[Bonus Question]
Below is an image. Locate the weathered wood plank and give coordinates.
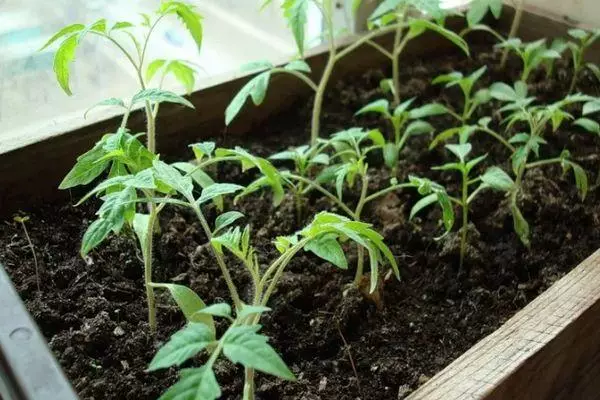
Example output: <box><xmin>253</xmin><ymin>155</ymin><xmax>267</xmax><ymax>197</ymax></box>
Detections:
<box><xmin>407</xmin><ymin>249</ymin><xmax>600</xmax><ymax>400</ymax></box>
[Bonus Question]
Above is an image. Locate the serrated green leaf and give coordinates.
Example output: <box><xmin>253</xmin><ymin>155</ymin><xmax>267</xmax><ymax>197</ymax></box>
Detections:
<box><xmin>305</xmin><ymin>235</ymin><xmax>348</xmax><ymax>269</ymax></box>
<box><xmin>84</xmin><ymin>98</ymin><xmax>126</xmax><ymax>119</ymax></box>
<box><xmin>467</xmin><ymin>0</ymin><xmax>503</xmax><ymax>26</ymax></box>
<box><xmin>53</xmin><ymin>34</ymin><xmax>79</xmax><ymax>95</ymax></box>
<box><xmin>489</xmin><ymin>82</ymin><xmax>517</xmax><ymax>102</ymax></box>
<box><xmin>481</xmin><ymin>167</ymin><xmax>514</xmax><ymax>191</ymax></box>
<box><xmin>190</xmin><ymin>142</ymin><xmax>216</xmax><ymax>160</ymax></box>
<box><xmin>284</xmin><ymin>60</ymin><xmax>311</xmax><ymax>73</ymax></box>
<box><xmin>157</xmin><ymin>366</ymin><xmax>220</xmax><ymax>400</ymax></box>
<box><xmin>223</xmin><ymin>326</ymin><xmax>295</xmax><ymax>380</ymax></box>
<box><xmin>151</xmin><ymin>283</ymin><xmax>215</xmax><ymax>331</ymax></box>
<box><xmin>148</xmin><ymin>323</ymin><xmax>214</xmax><ymax>371</ymax></box>
<box><xmin>147</xmin><ymin>59</ymin><xmax>167</xmax><ymax>82</ymax></box>
<box><xmin>408</xmin><ymin>19</ymin><xmax>469</xmax><ymax>56</ymax></box>
<box><xmin>59</xmin><ymin>144</ymin><xmax>109</xmax><ymax>189</ymax></box>
<box><xmin>132</xmin><ymin>88</ymin><xmax>194</xmax><ymax>108</ymax></box>
<box><xmin>446</xmin><ymin>143</ymin><xmax>472</xmax><ymax>162</ymax></box>
<box><xmin>355</xmin><ymin>99</ymin><xmax>390</xmax><ymax>117</ymax></box>
<box><xmin>198</xmin><ymin>183</ymin><xmax>244</xmax><ymax>205</ymax></box>
<box><xmin>192</xmin><ymin>303</ymin><xmax>232</xmax><ymax>318</ymax></box>
<box><xmin>40</xmin><ymin>24</ymin><xmax>85</xmax><ymax>51</ymax></box>
<box><xmin>111</xmin><ymin>21</ymin><xmax>135</xmax><ymax>31</ymax></box>
<box><xmin>226</xmin><ymin>72</ymin><xmax>271</xmax><ymax>125</ymax></box>
<box><xmin>168</xmin><ymin>61</ymin><xmax>196</xmax><ymax>94</ymax></box>
<box><xmin>574</xmin><ymin>118</ymin><xmax>600</xmax><ymax>134</ymax></box>
<box><xmin>237</xmin><ymin>305</ymin><xmax>271</xmax><ymax>320</ymax></box>
<box><xmin>153</xmin><ymin>160</ymin><xmax>194</xmax><ymax>198</ymax></box>
<box><xmin>162</xmin><ymin>1</ymin><xmax>203</xmax><ymax>50</ymax></box>
<box><xmin>283</xmin><ymin>0</ymin><xmax>309</xmax><ymax>56</ymax></box>
<box><xmin>409</xmin><ymin>103</ymin><xmax>449</xmax><ymax>119</ymax></box>
<box><xmin>214</xmin><ymin>211</ymin><xmax>245</xmax><ymax>234</ymax></box>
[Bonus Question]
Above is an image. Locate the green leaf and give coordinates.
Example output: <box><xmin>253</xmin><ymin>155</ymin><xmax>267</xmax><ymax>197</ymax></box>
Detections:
<box><xmin>568</xmin><ymin>28</ymin><xmax>589</xmax><ymax>40</ymax></box>
<box><xmin>409</xmin><ymin>193</ymin><xmax>437</xmax><ymax>220</ymax></box>
<box><xmin>133</xmin><ymin>213</ymin><xmax>151</xmax><ymax>259</ymax></box>
<box><xmin>355</xmin><ymin>99</ymin><xmax>390</xmax><ymax>117</ymax></box>
<box><xmin>158</xmin><ymin>366</ymin><xmax>220</xmax><ymax>400</ymax></box>
<box><xmin>406</xmin><ymin>120</ymin><xmax>434</xmax><ymax>136</ymax></box>
<box><xmin>429</xmin><ymin>127</ymin><xmax>462</xmax><ymax>150</ymax></box>
<box><xmin>284</xmin><ymin>60</ymin><xmax>311</xmax><ymax>73</ymax></box>
<box><xmin>446</xmin><ymin>143</ymin><xmax>472</xmax><ymax>162</ymax></box>
<box><xmin>190</xmin><ymin>142</ymin><xmax>216</xmax><ymax>160</ymax></box>
<box><xmin>305</xmin><ymin>235</ymin><xmax>348</xmax><ymax>269</ymax></box>
<box><xmin>192</xmin><ymin>303</ymin><xmax>232</xmax><ymax>318</ymax></box>
<box><xmin>148</xmin><ymin>323</ymin><xmax>214</xmax><ymax>371</ymax></box>
<box><xmin>111</xmin><ymin>21</ymin><xmax>135</xmax><ymax>31</ymax></box>
<box><xmin>408</xmin><ymin>19</ymin><xmax>470</xmax><ymax>56</ymax></box>
<box><xmin>84</xmin><ymin>98</ymin><xmax>126</xmax><ymax>119</ymax></box>
<box><xmin>409</xmin><ymin>103</ymin><xmax>449</xmax><ymax>119</ymax></box>
<box><xmin>481</xmin><ymin>167</ymin><xmax>514</xmax><ymax>191</ymax></box>
<box><xmin>214</xmin><ymin>211</ymin><xmax>245</xmax><ymax>234</ymax></box>
<box><xmin>162</xmin><ymin>1</ymin><xmax>204</xmax><ymax>50</ymax></box>
<box><xmin>53</xmin><ymin>34</ymin><xmax>79</xmax><ymax>95</ymax></box>
<box><xmin>59</xmin><ymin>144</ymin><xmax>109</xmax><ymax>189</ymax></box>
<box><xmin>467</xmin><ymin>0</ymin><xmax>503</xmax><ymax>26</ymax></box>
<box><xmin>511</xmin><ymin>204</ymin><xmax>530</xmax><ymax>248</ymax></box>
<box><xmin>153</xmin><ymin>160</ymin><xmax>194</xmax><ymax>198</ymax></box>
<box><xmin>383</xmin><ymin>143</ymin><xmax>398</xmax><ymax>169</ymax></box>
<box><xmin>132</xmin><ymin>88</ymin><xmax>194</xmax><ymax>108</ymax></box>
<box><xmin>168</xmin><ymin>60</ymin><xmax>197</xmax><ymax>94</ymax></box>
<box><xmin>238</xmin><ymin>305</ymin><xmax>271</xmax><ymax>320</ymax></box>
<box><xmin>574</xmin><ymin>118</ymin><xmax>600</xmax><ymax>134</ymax></box>
<box><xmin>282</xmin><ymin>0</ymin><xmax>309</xmax><ymax>56</ymax></box>
<box><xmin>146</xmin><ymin>59</ymin><xmax>167</xmax><ymax>82</ymax></box>
<box><xmin>583</xmin><ymin>100</ymin><xmax>600</xmax><ymax>115</ymax></box>
<box><xmin>489</xmin><ymin>82</ymin><xmax>517</xmax><ymax>102</ymax></box>
<box><xmin>40</xmin><ymin>24</ymin><xmax>85</xmax><ymax>50</ymax></box>
<box><xmin>198</xmin><ymin>183</ymin><xmax>244</xmax><ymax>205</ymax></box>
<box><xmin>223</xmin><ymin>326</ymin><xmax>296</xmax><ymax>380</ymax></box>
<box><xmin>172</xmin><ymin>162</ymin><xmax>223</xmax><ymax>210</ymax></box>
<box><xmin>225</xmin><ymin>72</ymin><xmax>271</xmax><ymax>125</ymax></box>
<box><xmin>151</xmin><ymin>283</ymin><xmax>215</xmax><ymax>332</ymax></box>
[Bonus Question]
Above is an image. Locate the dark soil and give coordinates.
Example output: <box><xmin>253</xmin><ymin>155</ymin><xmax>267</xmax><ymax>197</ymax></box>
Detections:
<box><xmin>2</xmin><ymin>47</ymin><xmax>600</xmax><ymax>400</ymax></box>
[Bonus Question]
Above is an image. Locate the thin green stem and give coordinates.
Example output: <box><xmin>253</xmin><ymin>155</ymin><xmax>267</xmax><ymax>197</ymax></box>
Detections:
<box><xmin>272</xmin><ymin>68</ymin><xmax>318</xmax><ymax>92</ymax></box>
<box><xmin>459</xmin><ymin>170</ymin><xmax>468</xmax><ymax>270</ymax></box>
<box><xmin>144</xmin><ymin>205</ymin><xmax>158</xmax><ymax>333</ymax></box>
<box><xmin>525</xmin><ymin>157</ymin><xmax>562</xmax><ymax>169</ymax></box>
<box><xmin>364</xmin><ymin>39</ymin><xmax>393</xmax><ymax>60</ymax></box>
<box><xmin>189</xmin><ymin>202</ymin><xmax>242</xmax><ymax>311</ymax></box>
<box><xmin>352</xmin><ymin>172</ymin><xmax>369</xmax><ymax>286</ymax></box>
<box><xmin>363</xmin><ymin>183</ymin><xmax>412</xmax><ymax>204</ymax></box>
<box><xmin>392</xmin><ymin>32</ymin><xmax>410</xmax><ymax>106</ymax></box>
<box><xmin>289</xmin><ymin>174</ymin><xmax>357</xmax><ymax>218</ymax></box>
<box><xmin>501</xmin><ymin>0</ymin><xmax>524</xmax><ymax>68</ymax></box>
<box><xmin>479</xmin><ymin>127</ymin><xmax>516</xmax><ymax>152</ymax></box>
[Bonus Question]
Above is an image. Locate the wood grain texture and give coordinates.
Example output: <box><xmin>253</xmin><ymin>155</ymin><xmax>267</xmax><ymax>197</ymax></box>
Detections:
<box><xmin>407</xmin><ymin>249</ymin><xmax>600</xmax><ymax>400</ymax></box>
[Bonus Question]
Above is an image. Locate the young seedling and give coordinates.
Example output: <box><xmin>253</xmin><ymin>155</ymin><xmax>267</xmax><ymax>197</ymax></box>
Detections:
<box><xmin>228</xmin><ymin>0</ymin><xmax>468</xmax><ymax>145</ymax></box>
<box><xmin>565</xmin><ymin>29</ymin><xmax>600</xmax><ymax>93</ymax></box>
<box><xmin>495</xmin><ymin>38</ymin><xmax>561</xmax><ymax>82</ymax></box>
<box><xmin>411</xmin><ymin>143</ymin><xmax>513</xmax><ymax>269</ymax></box>
<box><xmin>429</xmin><ymin>116</ymin><xmax>516</xmax><ymax>153</ymax></box>
<box><xmin>432</xmin><ymin>66</ymin><xmax>491</xmax><ymax>123</ymax></box>
<box><xmin>260</xmin><ymin>128</ymin><xmax>409</xmax><ymax>291</ymax></box>
<box><xmin>355</xmin><ymin>98</ymin><xmax>446</xmax><ymax>174</ymax></box>
<box><xmin>13</xmin><ymin>215</ymin><xmax>40</xmax><ymax>293</ymax></box>
<box><xmin>46</xmin><ymin>1</ymin><xmax>202</xmax><ymax>333</ymax></box>
<box><xmin>269</xmin><ymin>143</ymin><xmax>330</xmax><ymax>224</ymax></box>
<box><xmin>542</xmin><ymin>38</ymin><xmax>568</xmax><ymax>79</ymax></box>
<box><xmin>136</xmin><ymin>154</ymin><xmax>398</xmax><ymax>398</ymax></box>
<box><xmin>360</xmin><ymin>0</ymin><xmax>470</xmax><ymax>105</ymax></box>
<box><xmin>490</xmin><ymin>81</ymin><xmax>589</xmax><ymax>245</ymax></box>
<box><xmin>573</xmin><ymin>98</ymin><xmax>600</xmax><ymax>185</ymax></box>
<box><xmin>42</xmin><ymin>0</ymin><xmax>203</xmax><ymax>153</ymax></box>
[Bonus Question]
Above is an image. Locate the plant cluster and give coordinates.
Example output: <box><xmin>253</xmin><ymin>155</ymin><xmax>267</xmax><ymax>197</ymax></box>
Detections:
<box><xmin>44</xmin><ymin>0</ymin><xmax>600</xmax><ymax>398</ymax></box>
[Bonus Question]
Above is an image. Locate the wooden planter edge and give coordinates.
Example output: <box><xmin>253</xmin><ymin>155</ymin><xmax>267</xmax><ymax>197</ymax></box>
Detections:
<box><xmin>0</xmin><ymin>5</ymin><xmax>599</xmax><ymax>400</ymax></box>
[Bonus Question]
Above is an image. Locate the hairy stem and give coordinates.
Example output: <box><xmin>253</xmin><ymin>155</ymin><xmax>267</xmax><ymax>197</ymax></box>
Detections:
<box><xmin>144</xmin><ymin>205</ymin><xmax>158</xmax><ymax>333</ymax></box>
<box><xmin>291</xmin><ymin>174</ymin><xmax>356</xmax><ymax>218</ymax></box>
<box><xmin>501</xmin><ymin>0</ymin><xmax>524</xmax><ymax>68</ymax></box>
<box><xmin>459</xmin><ymin>170</ymin><xmax>468</xmax><ymax>270</ymax></box>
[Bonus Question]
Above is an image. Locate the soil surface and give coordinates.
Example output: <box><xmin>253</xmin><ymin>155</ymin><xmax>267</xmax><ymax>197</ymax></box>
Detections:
<box><xmin>2</xmin><ymin>46</ymin><xmax>600</xmax><ymax>400</ymax></box>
